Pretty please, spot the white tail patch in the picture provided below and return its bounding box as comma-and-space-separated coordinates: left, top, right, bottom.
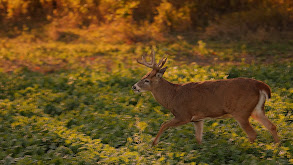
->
253, 90, 269, 115
263, 90, 269, 101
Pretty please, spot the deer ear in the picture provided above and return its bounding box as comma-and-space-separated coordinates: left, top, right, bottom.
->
156, 67, 167, 78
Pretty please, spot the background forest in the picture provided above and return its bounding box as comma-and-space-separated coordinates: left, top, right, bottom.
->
0, 0, 293, 164
1, 0, 293, 40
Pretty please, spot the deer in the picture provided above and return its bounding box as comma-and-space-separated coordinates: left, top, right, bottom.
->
132, 49, 280, 146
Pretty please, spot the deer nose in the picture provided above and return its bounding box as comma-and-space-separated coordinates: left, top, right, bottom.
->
132, 85, 136, 90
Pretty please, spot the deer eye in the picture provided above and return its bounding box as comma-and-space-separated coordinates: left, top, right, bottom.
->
144, 79, 150, 83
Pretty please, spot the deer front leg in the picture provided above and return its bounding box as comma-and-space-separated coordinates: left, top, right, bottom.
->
193, 120, 204, 144
152, 118, 189, 146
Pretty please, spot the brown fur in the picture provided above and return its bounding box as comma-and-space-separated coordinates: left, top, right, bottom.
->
133, 55, 279, 145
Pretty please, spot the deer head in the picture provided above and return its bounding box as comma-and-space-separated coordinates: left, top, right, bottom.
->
132, 49, 167, 93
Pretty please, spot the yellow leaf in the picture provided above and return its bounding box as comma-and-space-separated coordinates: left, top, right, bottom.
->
212, 122, 218, 127
137, 121, 148, 131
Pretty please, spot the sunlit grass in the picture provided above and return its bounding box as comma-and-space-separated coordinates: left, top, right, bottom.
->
0, 29, 292, 164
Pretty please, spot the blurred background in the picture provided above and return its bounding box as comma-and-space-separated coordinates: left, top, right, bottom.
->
0, 0, 292, 72
0, 0, 293, 164
1, 0, 293, 40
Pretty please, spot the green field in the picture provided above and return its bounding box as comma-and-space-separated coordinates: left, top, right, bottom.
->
0, 30, 293, 164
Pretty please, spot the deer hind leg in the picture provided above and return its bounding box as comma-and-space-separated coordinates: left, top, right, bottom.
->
193, 120, 204, 144
251, 109, 280, 143
234, 115, 257, 143
152, 118, 189, 146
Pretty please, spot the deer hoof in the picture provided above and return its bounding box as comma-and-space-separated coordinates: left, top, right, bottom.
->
152, 140, 159, 146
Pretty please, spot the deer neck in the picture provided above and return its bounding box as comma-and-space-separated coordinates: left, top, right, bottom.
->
151, 78, 177, 110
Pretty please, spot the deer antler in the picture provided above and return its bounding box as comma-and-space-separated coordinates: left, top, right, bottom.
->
137, 49, 167, 70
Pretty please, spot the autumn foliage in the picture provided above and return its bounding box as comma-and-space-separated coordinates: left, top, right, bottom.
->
0, 0, 292, 39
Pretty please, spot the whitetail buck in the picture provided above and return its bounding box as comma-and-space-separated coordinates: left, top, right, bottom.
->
132, 49, 279, 146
